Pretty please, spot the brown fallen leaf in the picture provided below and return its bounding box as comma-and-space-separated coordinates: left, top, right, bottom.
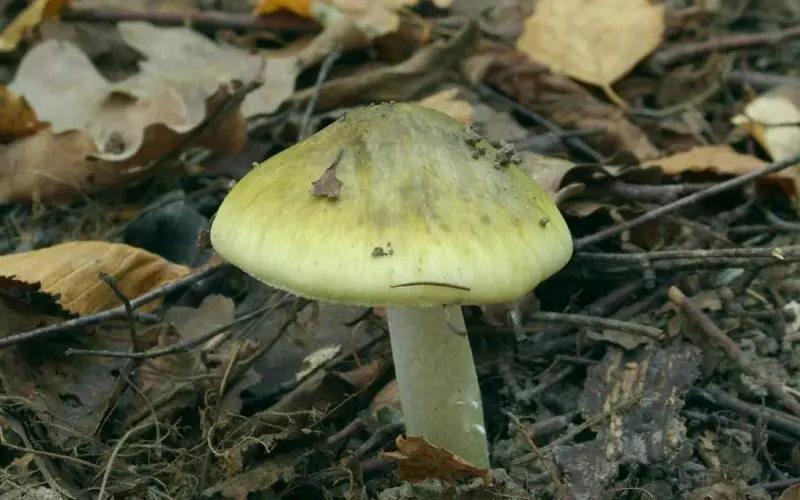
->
310, 149, 344, 198
128, 295, 262, 426
641, 145, 799, 199
380, 434, 492, 484
292, 20, 478, 112
3, 38, 246, 203
417, 88, 473, 124
0, 84, 44, 138
516, 0, 665, 97
0, 0, 70, 53
0, 241, 189, 316
517, 151, 579, 202
484, 50, 660, 162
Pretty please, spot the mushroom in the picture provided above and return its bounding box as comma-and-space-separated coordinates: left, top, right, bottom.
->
209, 103, 573, 468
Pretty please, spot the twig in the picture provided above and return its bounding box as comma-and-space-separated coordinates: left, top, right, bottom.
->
573, 153, 800, 249
575, 245, 799, 263
0, 263, 229, 349
506, 411, 567, 498
298, 45, 343, 140
528, 311, 663, 339
475, 84, 604, 162
62, 7, 320, 33
670, 287, 800, 418
693, 384, 800, 438
99, 273, 139, 352
97, 423, 150, 500
65, 301, 274, 359
650, 24, 800, 70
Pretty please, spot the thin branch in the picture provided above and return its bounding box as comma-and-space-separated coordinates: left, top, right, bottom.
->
0, 264, 230, 349
65, 302, 275, 359
527, 311, 663, 339
298, 45, 343, 140
575, 245, 800, 262
670, 287, 800, 418
650, 24, 800, 69
61, 7, 319, 33
573, 153, 800, 249
99, 272, 139, 352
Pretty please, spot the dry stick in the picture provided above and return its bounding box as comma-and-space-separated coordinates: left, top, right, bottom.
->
99, 272, 139, 352
528, 311, 663, 339
0, 263, 229, 349
475, 83, 604, 162
669, 287, 800, 418
650, 23, 800, 69
66, 301, 274, 359
573, 153, 800, 250
298, 44, 343, 140
576, 245, 800, 262
62, 6, 320, 33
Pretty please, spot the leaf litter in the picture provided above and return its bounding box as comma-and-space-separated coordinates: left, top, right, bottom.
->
2, 0, 800, 498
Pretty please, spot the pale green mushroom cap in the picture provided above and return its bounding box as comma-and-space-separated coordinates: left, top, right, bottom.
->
210, 102, 573, 307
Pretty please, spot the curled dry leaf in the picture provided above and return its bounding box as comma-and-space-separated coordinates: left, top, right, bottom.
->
379, 434, 492, 484
292, 20, 478, 112
641, 145, 800, 199
517, 151, 579, 203
0, 240, 189, 316
3, 38, 247, 203
731, 85, 800, 162
417, 88, 473, 124
516, 0, 665, 89
0, 0, 70, 53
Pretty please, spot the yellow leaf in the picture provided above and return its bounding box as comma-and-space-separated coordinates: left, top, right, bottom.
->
642, 145, 800, 201
0, 0, 71, 53
417, 88, 473, 124
0, 241, 190, 316
516, 0, 665, 87
0, 84, 44, 138
253, 0, 312, 17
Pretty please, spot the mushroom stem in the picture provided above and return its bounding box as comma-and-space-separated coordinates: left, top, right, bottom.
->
385, 305, 489, 468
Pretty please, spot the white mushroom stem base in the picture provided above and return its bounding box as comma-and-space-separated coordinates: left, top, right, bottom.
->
386, 305, 489, 468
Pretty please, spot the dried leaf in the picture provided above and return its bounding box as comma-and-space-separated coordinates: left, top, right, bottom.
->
732, 85, 800, 162
516, 0, 665, 87
380, 434, 492, 484
642, 145, 799, 198
781, 484, 800, 500
292, 20, 478, 111
0, 0, 70, 53
310, 149, 344, 198
0, 85, 44, 138
3, 39, 246, 203
0, 241, 189, 316
117, 21, 299, 118
417, 88, 473, 124
517, 151, 578, 201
